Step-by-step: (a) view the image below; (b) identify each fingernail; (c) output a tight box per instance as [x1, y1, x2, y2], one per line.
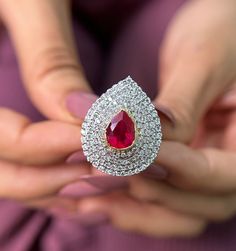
[154, 103, 176, 126]
[80, 175, 128, 190]
[143, 164, 168, 179]
[66, 91, 98, 119]
[66, 151, 86, 164]
[59, 181, 105, 198]
[220, 91, 236, 108]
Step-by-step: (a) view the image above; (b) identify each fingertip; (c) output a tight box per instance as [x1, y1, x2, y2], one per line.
[155, 103, 176, 127]
[78, 196, 110, 218]
[66, 91, 98, 120]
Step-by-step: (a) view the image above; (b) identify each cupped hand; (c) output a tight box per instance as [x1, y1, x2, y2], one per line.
[0, 0, 94, 209]
[75, 0, 236, 237]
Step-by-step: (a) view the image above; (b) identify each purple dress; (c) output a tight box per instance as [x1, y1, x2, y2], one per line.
[0, 0, 236, 250]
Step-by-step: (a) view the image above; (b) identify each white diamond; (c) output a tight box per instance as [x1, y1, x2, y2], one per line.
[81, 76, 162, 176]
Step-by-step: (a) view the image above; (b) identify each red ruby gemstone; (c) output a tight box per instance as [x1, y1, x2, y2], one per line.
[106, 110, 135, 149]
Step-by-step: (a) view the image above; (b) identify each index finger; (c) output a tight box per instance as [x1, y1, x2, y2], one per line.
[0, 0, 91, 122]
[0, 108, 82, 165]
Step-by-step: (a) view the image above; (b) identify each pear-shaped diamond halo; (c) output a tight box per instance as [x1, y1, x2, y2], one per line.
[81, 76, 162, 176]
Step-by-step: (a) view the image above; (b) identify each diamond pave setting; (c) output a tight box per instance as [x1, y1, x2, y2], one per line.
[81, 76, 162, 176]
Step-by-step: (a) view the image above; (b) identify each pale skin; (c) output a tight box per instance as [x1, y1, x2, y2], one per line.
[0, 0, 93, 204]
[1, 0, 236, 238]
[77, 0, 236, 237]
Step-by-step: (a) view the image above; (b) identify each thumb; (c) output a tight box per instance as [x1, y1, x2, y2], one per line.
[0, 0, 96, 123]
[155, 47, 228, 143]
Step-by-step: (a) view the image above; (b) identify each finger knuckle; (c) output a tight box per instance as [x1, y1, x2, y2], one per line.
[29, 46, 80, 84]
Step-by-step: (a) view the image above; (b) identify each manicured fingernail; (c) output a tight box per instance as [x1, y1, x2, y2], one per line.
[59, 181, 105, 198]
[66, 151, 86, 164]
[80, 175, 128, 190]
[220, 91, 236, 107]
[66, 91, 98, 119]
[154, 103, 176, 126]
[143, 164, 168, 179]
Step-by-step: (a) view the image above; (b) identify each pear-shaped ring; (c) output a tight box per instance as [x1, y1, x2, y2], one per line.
[81, 76, 162, 176]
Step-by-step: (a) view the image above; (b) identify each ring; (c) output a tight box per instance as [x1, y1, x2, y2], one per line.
[81, 76, 162, 176]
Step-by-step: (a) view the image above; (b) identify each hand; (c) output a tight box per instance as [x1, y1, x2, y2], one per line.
[0, 0, 94, 209]
[75, 0, 236, 237]
[156, 0, 236, 143]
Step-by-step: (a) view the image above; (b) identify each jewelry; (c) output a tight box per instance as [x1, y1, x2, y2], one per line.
[81, 76, 162, 176]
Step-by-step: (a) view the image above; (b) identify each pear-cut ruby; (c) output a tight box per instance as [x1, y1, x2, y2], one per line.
[106, 110, 135, 149]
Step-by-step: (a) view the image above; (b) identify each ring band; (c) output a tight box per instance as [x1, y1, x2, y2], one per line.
[81, 76, 162, 176]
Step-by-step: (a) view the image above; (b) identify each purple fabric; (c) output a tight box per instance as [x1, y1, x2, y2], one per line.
[0, 0, 236, 250]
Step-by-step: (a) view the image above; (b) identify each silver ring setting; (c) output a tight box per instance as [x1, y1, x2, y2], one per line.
[81, 76, 162, 176]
